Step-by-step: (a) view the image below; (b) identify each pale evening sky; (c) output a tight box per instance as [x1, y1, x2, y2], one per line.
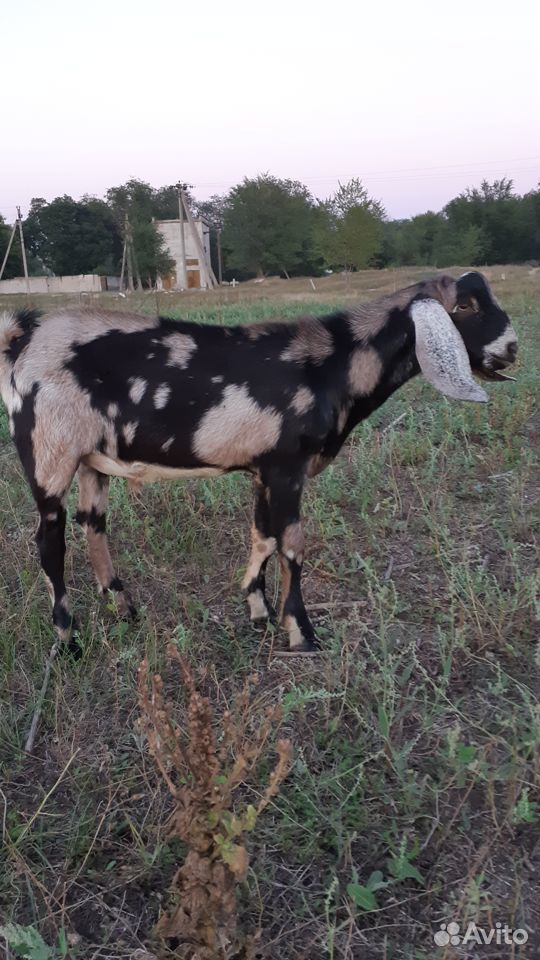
[1, 0, 538, 223]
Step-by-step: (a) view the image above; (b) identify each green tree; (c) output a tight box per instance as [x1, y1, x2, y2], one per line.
[222, 175, 315, 277]
[333, 206, 384, 269]
[24, 196, 121, 275]
[131, 221, 174, 285]
[314, 179, 385, 270]
[106, 178, 180, 284]
[332, 177, 386, 220]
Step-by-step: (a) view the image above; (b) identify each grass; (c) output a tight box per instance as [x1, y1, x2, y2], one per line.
[0, 265, 538, 958]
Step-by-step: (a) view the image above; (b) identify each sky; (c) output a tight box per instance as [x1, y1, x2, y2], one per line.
[1, 0, 538, 223]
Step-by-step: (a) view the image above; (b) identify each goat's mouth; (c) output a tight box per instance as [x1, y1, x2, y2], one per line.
[475, 355, 516, 382]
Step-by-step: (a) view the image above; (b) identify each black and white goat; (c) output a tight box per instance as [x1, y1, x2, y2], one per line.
[0, 272, 518, 652]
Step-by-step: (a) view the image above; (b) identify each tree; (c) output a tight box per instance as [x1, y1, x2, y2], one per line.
[106, 178, 181, 284]
[131, 221, 174, 286]
[331, 178, 386, 220]
[314, 179, 385, 271]
[24, 196, 121, 275]
[222, 175, 316, 277]
[333, 206, 384, 270]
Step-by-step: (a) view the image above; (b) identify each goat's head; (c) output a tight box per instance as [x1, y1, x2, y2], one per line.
[409, 272, 518, 403]
[452, 272, 518, 381]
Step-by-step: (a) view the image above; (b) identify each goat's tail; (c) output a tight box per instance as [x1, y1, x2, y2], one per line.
[0, 310, 21, 352]
[0, 309, 37, 403]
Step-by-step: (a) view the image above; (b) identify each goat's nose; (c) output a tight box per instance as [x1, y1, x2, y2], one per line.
[506, 341, 518, 361]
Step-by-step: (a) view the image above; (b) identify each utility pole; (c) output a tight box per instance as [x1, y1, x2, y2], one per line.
[120, 214, 136, 292]
[0, 207, 30, 292]
[179, 187, 218, 289]
[216, 228, 223, 285]
[119, 214, 128, 292]
[16, 207, 30, 294]
[0, 221, 17, 282]
[175, 182, 188, 289]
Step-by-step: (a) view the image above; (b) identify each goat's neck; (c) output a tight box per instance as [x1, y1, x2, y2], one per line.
[340, 310, 419, 419]
[318, 313, 419, 460]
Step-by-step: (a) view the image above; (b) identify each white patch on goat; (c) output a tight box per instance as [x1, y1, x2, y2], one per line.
[154, 383, 171, 409]
[211, 375, 223, 383]
[193, 384, 282, 468]
[164, 333, 197, 369]
[129, 377, 147, 404]
[348, 347, 382, 396]
[284, 614, 306, 650]
[161, 436, 174, 452]
[242, 530, 277, 589]
[12, 309, 159, 397]
[107, 402, 119, 419]
[247, 589, 269, 620]
[122, 421, 138, 446]
[290, 386, 315, 415]
[483, 326, 518, 361]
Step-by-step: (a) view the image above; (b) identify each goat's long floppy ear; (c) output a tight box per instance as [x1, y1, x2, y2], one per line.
[410, 298, 488, 402]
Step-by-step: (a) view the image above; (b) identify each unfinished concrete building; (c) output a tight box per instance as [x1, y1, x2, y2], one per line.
[155, 218, 212, 290]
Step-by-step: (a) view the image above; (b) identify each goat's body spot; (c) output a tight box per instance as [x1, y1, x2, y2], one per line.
[128, 377, 147, 404]
[193, 384, 282, 468]
[280, 318, 333, 365]
[290, 386, 315, 415]
[107, 402, 119, 419]
[161, 436, 174, 452]
[164, 333, 197, 369]
[122, 422, 138, 446]
[348, 347, 383, 396]
[154, 383, 171, 409]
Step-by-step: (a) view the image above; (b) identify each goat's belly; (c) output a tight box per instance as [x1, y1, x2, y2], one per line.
[82, 452, 225, 483]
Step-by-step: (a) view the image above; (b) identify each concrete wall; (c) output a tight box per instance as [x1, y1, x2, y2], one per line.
[0, 274, 107, 295]
[155, 219, 212, 289]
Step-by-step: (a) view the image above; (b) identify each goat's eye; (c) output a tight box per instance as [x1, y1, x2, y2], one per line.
[456, 303, 470, 311]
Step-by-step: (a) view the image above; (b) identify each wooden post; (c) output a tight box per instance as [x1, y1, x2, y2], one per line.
[16, 206, 30, 294]
[180, 190, 217, 289]
[126, 218, 134, 291]
[217, 228, 223, 285]
[176, 183, 187, 289]
[130, 229, 143, 290]
[0, 220, 18, 281]
[119, 240, 127, 291]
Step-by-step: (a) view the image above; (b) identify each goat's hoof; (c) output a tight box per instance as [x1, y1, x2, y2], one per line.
[60, 620, 83, 660]
[119, 595, 138, 621]
[247, 589, 273, 622]
[282, 637, 322, 655]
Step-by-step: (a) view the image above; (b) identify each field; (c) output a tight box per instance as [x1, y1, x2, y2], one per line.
[0, 265, 538, 959]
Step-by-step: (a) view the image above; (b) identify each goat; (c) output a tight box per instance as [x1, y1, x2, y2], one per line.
[0, 272, 518, 653]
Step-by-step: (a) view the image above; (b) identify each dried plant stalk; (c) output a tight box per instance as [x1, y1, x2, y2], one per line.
[137, 644, 293, 959]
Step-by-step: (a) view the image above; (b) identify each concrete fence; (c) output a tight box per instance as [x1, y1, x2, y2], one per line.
[0, 275, 110, 295]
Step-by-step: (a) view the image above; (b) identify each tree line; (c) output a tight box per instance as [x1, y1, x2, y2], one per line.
[1, 175, 538, 283]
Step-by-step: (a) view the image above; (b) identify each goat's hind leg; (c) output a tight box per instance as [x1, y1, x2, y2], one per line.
[34, 492, 81, 655]
[242, 478, 277, 621]
[75, 463, 136, 619]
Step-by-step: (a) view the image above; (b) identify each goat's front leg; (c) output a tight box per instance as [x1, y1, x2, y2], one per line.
[266, 469, 319, 653]
[242, 478, 276, 621]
